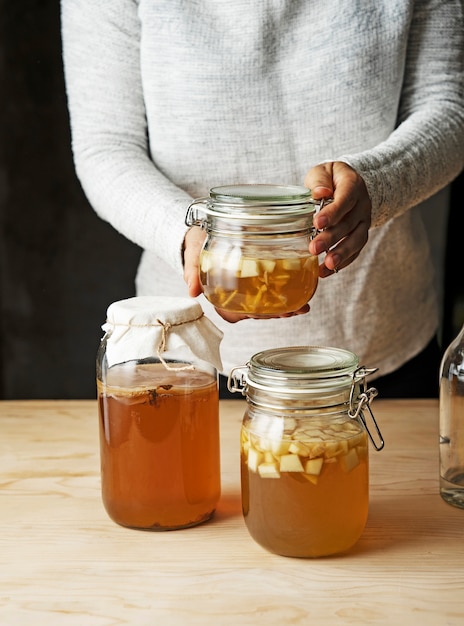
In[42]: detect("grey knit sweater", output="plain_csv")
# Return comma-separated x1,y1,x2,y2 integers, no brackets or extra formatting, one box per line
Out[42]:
61,0,464,377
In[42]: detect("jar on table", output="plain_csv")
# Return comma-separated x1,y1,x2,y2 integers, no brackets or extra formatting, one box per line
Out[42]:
96,296,223,531
185,184,327,316
228,346,384,557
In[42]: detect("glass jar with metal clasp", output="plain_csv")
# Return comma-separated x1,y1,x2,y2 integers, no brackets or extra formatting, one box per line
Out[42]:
228,346,385,558
185,184,329,316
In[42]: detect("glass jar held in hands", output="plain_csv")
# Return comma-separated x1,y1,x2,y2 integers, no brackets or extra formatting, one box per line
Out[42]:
185,184,328,320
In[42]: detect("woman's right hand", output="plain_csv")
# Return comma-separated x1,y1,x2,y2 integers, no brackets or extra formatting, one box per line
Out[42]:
183,225,205,298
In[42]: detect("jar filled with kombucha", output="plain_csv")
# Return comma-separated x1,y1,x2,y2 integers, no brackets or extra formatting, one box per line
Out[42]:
96,296,224,531
228,346,384,557
185,184,326,316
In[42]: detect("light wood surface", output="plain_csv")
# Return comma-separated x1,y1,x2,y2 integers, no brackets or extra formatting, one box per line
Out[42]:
1,399,463,626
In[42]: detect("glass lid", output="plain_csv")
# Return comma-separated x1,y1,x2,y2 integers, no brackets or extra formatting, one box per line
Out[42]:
247,346,360,390
209,184,314,206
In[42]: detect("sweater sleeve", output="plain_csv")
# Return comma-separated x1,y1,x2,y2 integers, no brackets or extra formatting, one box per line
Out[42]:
61,0,192,277
337,0,464,227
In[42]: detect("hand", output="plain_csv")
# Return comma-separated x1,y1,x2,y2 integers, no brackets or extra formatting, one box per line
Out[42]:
183,226,310,323
183,225,206,297
305,162,372,278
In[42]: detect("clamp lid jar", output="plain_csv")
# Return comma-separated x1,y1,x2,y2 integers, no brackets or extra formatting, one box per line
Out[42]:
228,345,384,557
185,184,326,316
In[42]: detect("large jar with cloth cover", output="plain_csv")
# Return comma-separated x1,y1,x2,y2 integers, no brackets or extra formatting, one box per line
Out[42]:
96,296,223,530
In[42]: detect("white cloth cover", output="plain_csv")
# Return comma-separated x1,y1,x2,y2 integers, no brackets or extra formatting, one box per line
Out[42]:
102,296,223,371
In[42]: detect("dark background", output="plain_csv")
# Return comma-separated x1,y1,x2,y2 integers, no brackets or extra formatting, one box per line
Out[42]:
0,1,462,400
0,2,141,399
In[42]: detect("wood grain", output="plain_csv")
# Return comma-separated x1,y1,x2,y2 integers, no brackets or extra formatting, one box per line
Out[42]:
1,399,463,626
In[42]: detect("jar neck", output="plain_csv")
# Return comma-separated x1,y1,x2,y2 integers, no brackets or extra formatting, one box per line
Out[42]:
204,214,315,236
245,381,362,413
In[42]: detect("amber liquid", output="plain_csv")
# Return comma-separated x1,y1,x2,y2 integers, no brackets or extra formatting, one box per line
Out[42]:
200,254,318,315
98,362,220,530
241,427,369,557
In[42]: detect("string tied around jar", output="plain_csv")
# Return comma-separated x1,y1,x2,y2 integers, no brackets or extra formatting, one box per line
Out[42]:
155,316,203,371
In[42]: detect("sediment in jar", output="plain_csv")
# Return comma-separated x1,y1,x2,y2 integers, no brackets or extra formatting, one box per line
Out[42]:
98,362,220,530
200,249,318,314
240,415,369,557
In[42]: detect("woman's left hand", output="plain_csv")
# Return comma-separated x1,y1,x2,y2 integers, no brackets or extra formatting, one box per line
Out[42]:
305,161,372,277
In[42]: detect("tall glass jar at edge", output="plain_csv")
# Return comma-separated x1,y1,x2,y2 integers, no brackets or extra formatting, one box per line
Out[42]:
96,296,223,530
228,346,385,558
439,322,464,509
185,184,328,316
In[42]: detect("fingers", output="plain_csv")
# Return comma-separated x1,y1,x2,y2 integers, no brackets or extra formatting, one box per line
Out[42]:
313,205,369,272
318,246,362,277
306,162,372,276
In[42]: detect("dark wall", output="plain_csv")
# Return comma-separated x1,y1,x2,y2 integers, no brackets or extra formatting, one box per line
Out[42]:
0,2,141,399
0,2,462,399
443,170,464,349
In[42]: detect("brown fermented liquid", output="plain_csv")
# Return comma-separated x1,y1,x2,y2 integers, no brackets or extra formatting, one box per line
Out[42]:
240,424,369,557
200,253,318,315
98,362,220,530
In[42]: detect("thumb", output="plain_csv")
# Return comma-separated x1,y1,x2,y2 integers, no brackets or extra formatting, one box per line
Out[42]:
183,226,205,297
304,163,334,199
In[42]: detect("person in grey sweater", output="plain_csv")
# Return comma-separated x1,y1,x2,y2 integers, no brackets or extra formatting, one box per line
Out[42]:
61,0,463,397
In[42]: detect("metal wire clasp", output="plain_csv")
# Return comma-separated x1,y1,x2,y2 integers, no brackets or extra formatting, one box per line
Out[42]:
349,367,385,451
185,197,209,228
227,366,248,396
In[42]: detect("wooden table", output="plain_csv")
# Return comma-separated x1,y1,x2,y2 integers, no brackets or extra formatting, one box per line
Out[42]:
1,399,463,625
